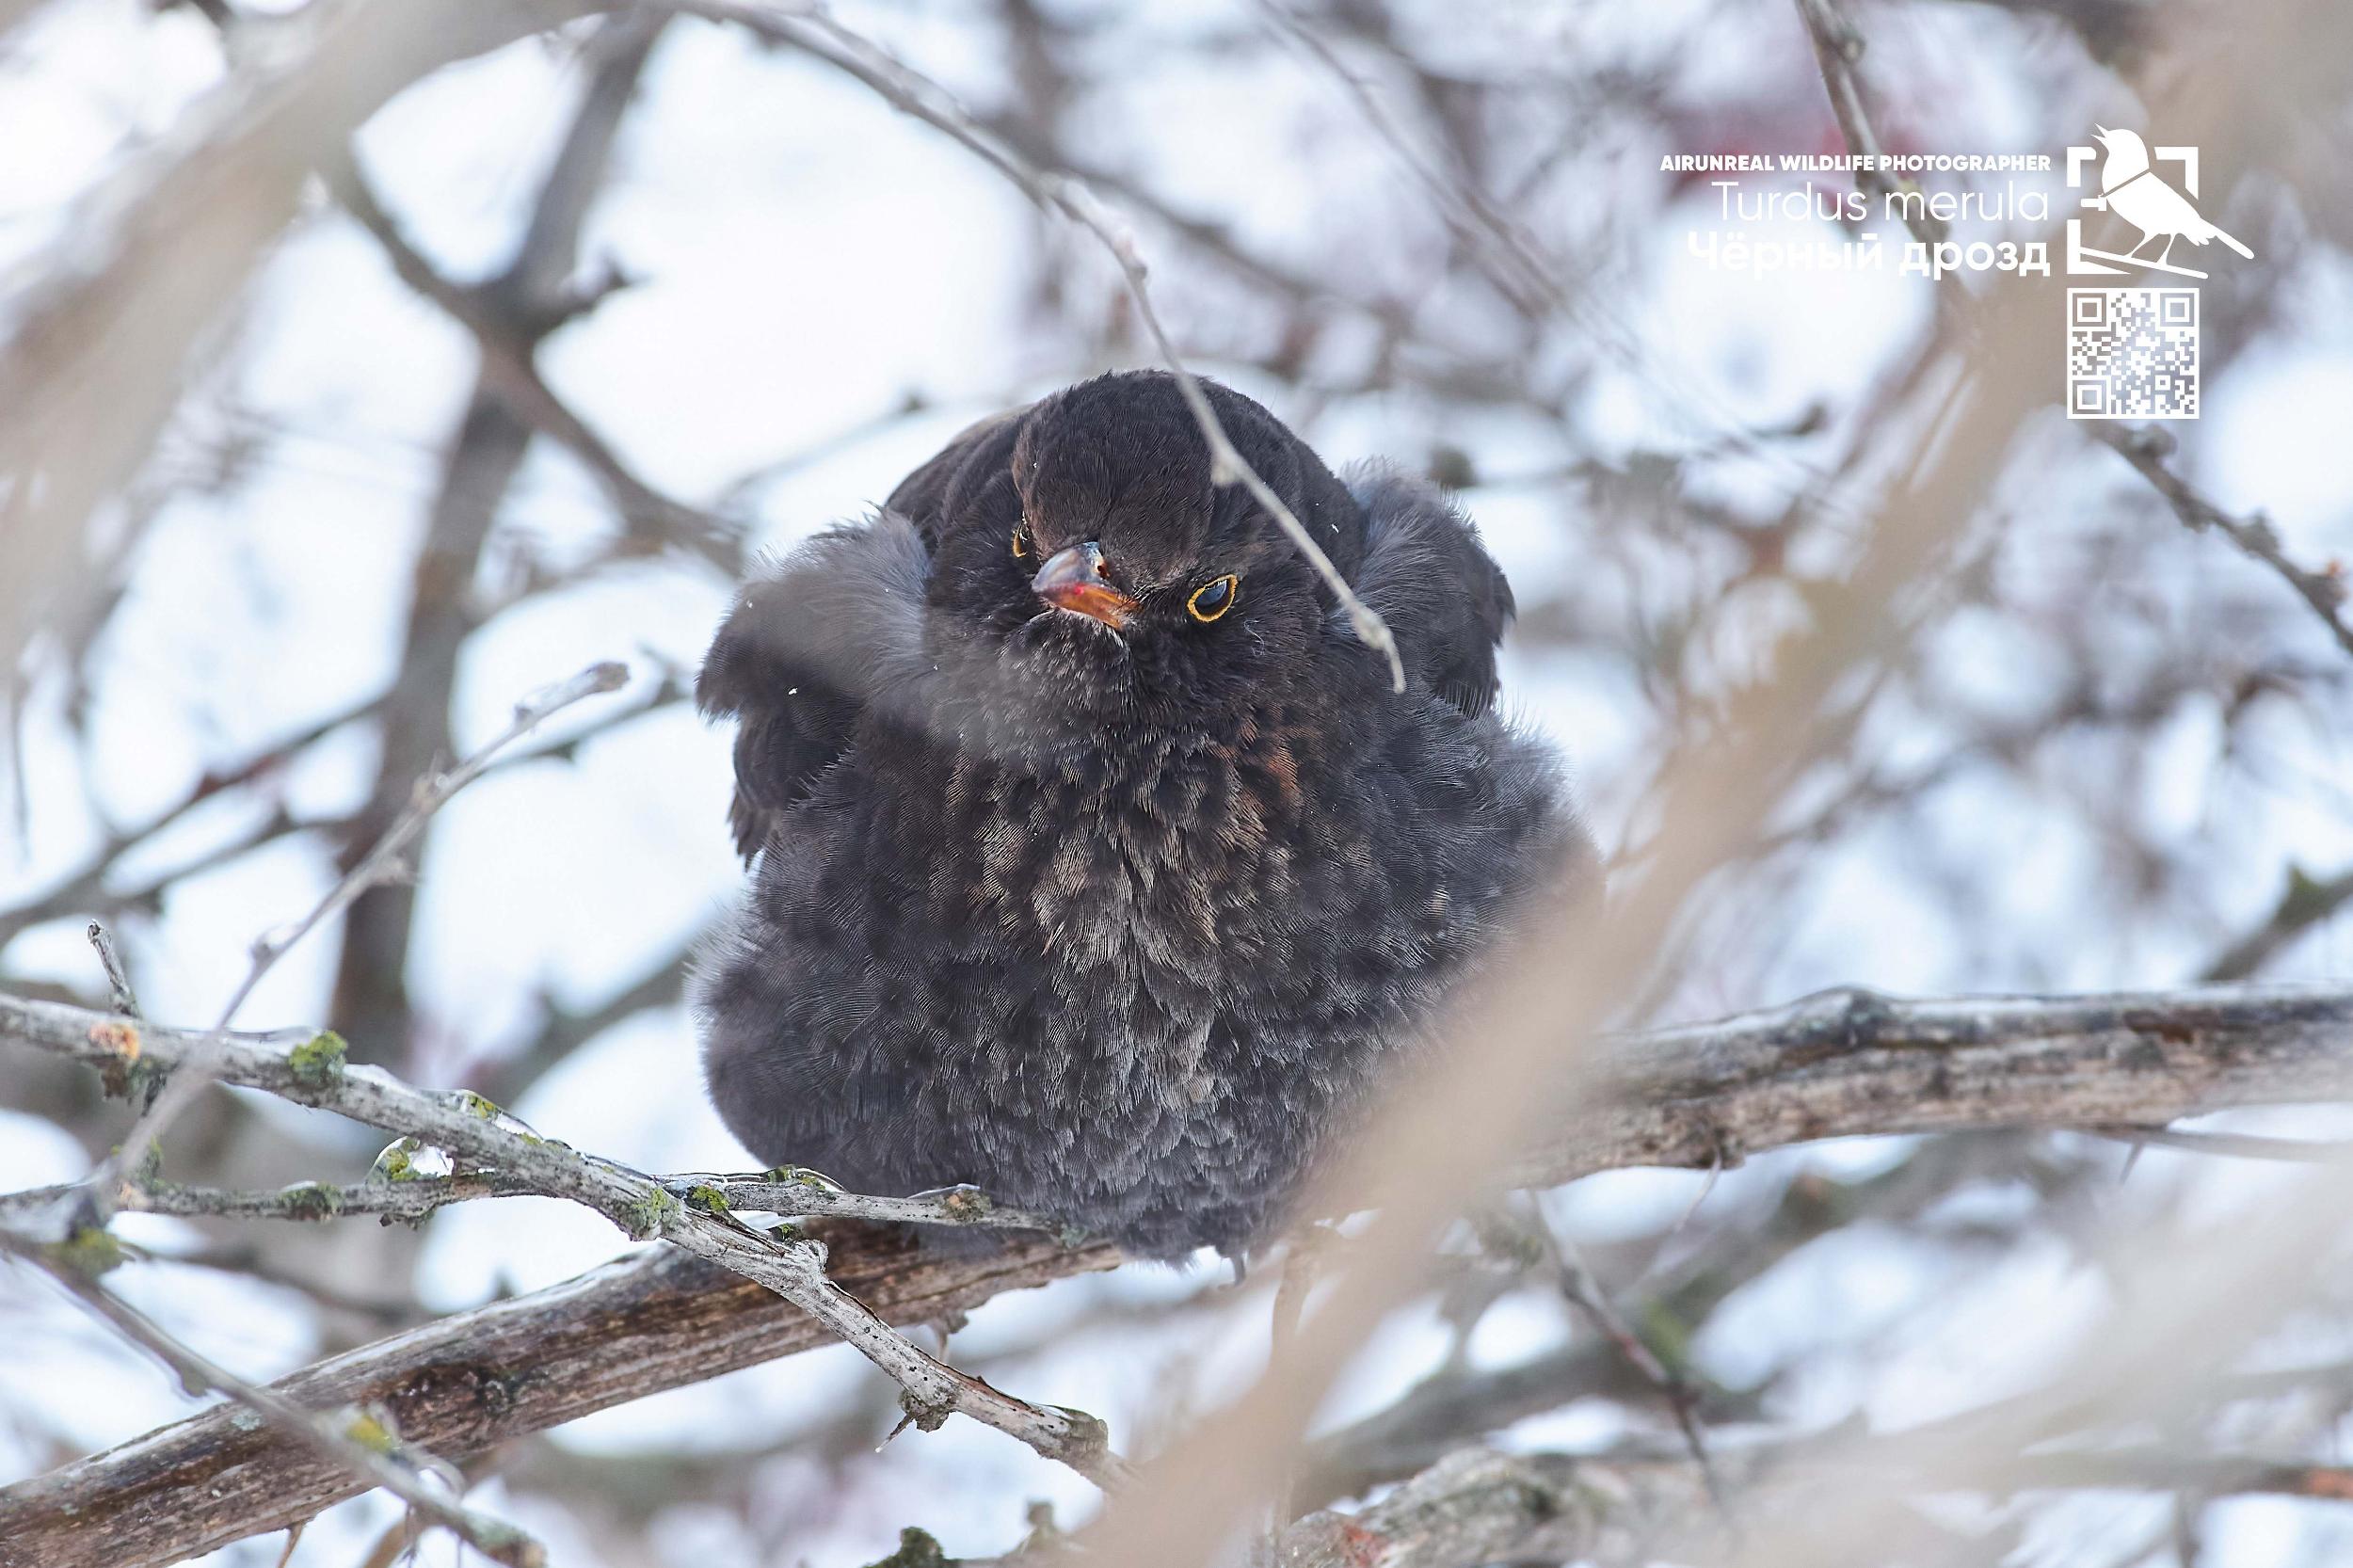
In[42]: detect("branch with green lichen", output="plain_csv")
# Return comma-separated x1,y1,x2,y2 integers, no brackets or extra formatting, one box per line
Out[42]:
0,989,1127,1488
664,1171,1077,1237
126,1172,520,1225
0,1148,1071,1238
0,1173,499,1228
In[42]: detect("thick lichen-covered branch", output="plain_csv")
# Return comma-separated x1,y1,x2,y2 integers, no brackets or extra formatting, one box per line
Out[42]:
1527,982,2353,1185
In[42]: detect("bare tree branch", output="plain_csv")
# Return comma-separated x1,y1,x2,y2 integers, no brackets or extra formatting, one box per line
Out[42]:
1278,1435,2353,1568
1527,1205,1729,1515
0,1230,545,1568
2087,1122,2353,1163
1527,983,2353,1185
1275,1447,1702,1567
1296,1136,2095,1513
330,168,743,575
663,1174,1073,1233
1263,2,1568,315
84,920,141,1021
0,674,682,959
1,981,2347,1565
0,689,387,951
4,1167,1066,1235
470,944,688,1104
318,11,675,1066
0,1229,1118,1568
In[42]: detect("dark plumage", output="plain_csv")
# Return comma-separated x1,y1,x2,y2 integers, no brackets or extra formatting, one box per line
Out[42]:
694,371,1595,1260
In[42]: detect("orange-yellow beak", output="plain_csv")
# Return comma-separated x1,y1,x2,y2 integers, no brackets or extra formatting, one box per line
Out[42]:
1031,541,1138,630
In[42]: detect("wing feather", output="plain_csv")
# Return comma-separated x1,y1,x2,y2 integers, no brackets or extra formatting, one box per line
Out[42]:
696,515,931,860
1345,467,1514,717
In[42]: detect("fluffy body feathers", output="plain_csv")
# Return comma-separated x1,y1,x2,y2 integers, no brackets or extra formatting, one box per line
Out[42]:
695,373,1592,1258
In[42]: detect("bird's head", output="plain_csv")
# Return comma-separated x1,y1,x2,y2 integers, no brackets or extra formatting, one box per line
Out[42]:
2092,125,2150,166
922,370,1364,737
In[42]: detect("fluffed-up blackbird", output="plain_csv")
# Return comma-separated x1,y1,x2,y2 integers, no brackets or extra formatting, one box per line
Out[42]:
696,371,1594,1260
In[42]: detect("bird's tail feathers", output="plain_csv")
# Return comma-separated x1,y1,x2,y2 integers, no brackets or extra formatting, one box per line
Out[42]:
2215,228,2254,259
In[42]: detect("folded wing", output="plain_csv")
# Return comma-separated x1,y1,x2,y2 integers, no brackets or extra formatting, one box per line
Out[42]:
696,515,932,861
1346,468,1516,717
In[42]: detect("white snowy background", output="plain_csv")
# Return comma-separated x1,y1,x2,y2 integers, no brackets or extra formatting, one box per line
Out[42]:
2,0,2350,1564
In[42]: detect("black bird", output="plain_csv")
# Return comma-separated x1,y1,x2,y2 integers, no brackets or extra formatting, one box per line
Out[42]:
695,372,1594,1261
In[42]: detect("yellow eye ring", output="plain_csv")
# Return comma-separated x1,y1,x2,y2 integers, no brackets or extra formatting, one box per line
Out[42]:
1012,520,1033,560
1187,574,1240,623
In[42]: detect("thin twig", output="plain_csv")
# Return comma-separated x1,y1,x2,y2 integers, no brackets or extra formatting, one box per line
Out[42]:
1261,3,1558,314
2095,422,2353,662
1262,2,1856,494
0,0,612,688
83,662,630,1220
15,1166,1065,1235
1791,0,1946,249
2086,1123,2353,1164
1529,1204,1731,1518
125,1174,520,1224
0,679,683,949
85,921,141,1021
0,1231,544,1568
2201,863,2353,983
120,1238,424,1328
661,0,1407,690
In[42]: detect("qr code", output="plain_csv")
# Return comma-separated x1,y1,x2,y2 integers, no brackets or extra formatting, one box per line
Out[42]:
2067,288,2198,419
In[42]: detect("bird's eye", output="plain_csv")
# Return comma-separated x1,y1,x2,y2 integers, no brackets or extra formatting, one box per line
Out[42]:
1187,574,1239,623
1012,519,1034,560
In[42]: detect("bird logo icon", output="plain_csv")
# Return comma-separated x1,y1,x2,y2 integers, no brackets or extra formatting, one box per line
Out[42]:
2072,126,2253,279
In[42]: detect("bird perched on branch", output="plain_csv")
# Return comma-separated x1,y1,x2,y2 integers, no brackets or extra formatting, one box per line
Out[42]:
695,371,1593,1261
2086,125,2254,269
